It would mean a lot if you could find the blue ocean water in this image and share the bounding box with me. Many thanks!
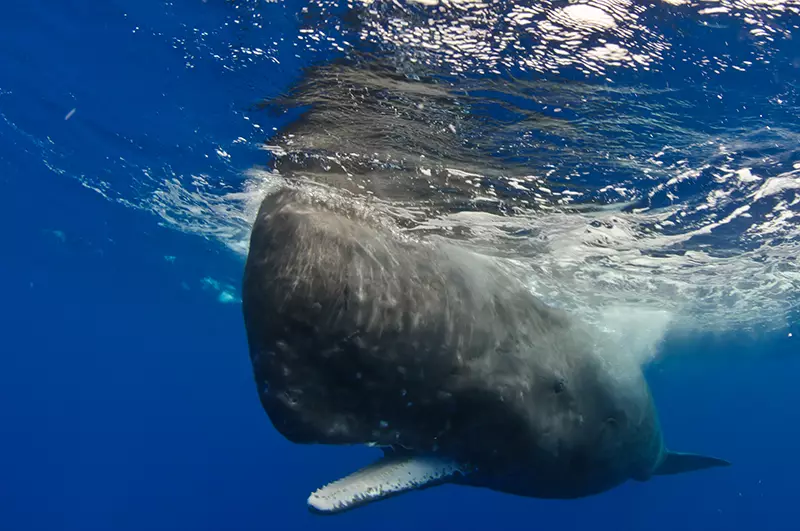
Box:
[2,1,799,530]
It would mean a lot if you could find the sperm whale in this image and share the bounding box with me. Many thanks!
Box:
[241,186,730,514]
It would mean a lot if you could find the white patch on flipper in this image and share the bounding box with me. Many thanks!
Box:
[307,455,470,514]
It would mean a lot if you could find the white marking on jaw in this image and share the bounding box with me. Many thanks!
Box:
[307,455,470,514]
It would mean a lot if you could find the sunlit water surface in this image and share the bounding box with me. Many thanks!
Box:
[10,0,800,352]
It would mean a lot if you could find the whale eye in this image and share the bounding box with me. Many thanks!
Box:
[553,379,566,394]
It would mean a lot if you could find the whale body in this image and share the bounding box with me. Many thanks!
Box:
[241,186,730,514]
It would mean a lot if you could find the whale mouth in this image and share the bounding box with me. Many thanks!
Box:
[307,454,472,514]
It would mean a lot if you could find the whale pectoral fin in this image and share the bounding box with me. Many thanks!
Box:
[307,454,470,514]
[654,451,732,476]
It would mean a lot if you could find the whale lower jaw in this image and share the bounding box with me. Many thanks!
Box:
[307,454,472,514]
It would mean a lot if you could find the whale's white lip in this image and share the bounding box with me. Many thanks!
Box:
[307,455,470,514]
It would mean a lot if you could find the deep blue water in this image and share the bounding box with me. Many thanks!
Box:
[2,1,799,530]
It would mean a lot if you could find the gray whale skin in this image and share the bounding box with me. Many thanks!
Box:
[242,187,730,514]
